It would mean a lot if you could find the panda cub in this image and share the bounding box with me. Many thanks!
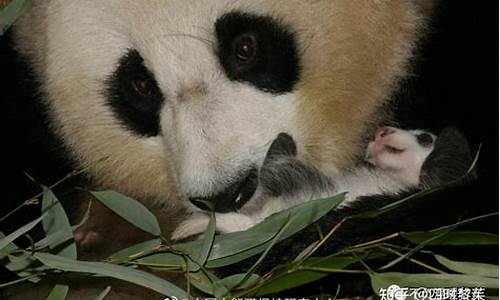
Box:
[173,127,438,240]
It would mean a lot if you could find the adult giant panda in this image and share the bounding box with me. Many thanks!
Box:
[0,0,496,299]
[3,0,428,232]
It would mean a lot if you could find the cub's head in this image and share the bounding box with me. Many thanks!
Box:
[14,1,428,209]
[365,127,436,186]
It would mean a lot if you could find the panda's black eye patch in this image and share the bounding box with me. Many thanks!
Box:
[416,133,434,148]
[234,33,257,63]
[215,12,301,94]
[106,49,165,137]
[132,78,155,97]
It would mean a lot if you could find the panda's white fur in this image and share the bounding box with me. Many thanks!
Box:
[172,127,437,239]
[12,1,430,230]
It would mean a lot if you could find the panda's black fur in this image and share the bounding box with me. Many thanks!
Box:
[0,0,497,298]
[0,32,81,237]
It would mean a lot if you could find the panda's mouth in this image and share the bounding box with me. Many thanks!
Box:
[189,168,258,213]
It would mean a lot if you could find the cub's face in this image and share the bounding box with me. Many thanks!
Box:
[15,0,424,209]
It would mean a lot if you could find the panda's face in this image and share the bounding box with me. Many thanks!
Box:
[104,2,303,207]
[15,0,423,208]
[365,127,436,186]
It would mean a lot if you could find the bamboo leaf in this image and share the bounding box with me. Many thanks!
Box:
[402,231,499,246]
[353,187,444,219]
[6,253,37,272]
[0,232,18,259]
[93,286,112,300]
[380,230,447,271]
[381,214,498,271]
[212,280,230,299]
[191,212,216,272]
[0,0,32,34]
[34,252,188,298]
[434,254,498,278]
[218,273,261,291]
[255,256,361,296]
[41,188,76,259]
[418,213,498,236]
[172,194,344,268]
[72,200,92,230]
[46,285,69,300]
[33,229,73,252]
[236,212,292,290]
[134,252,186,269]
[90,191,161,236]
[109,238,162,260]
[0,234,42,283]
[188,270,217,295]
[293,241,319,262]
[0,213,46,250]
[5,255,42,283]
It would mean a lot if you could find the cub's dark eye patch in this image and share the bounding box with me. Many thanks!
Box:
[215,11,301,94]
[416,133,434,147]
[106,49,165,137]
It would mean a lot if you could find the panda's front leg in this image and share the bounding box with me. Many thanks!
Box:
[172,133,336,241]
[254,133,335,208]
[172,212,258,241]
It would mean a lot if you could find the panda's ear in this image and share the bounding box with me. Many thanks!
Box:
[258,133,331,198]
[420,127,477,187]
[264,133,297,161]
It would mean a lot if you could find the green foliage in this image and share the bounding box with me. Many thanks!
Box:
[434,254,498,278]
[34,252,189,299]
[0,0,31,34]
[92,286,112,300]
[41,187,76,259]
[402,231,499,246]
[46,285,69,300]
[0,213,45,250]
[90,191,161,236]
[0,182,497,299]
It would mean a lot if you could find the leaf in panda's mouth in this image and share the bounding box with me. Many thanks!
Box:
[190,168,258,213]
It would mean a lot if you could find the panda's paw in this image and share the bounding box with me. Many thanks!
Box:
[215,212,257,234]
[171,214,211,241]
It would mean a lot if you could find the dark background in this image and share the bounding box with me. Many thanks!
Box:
[394,0,498,214]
